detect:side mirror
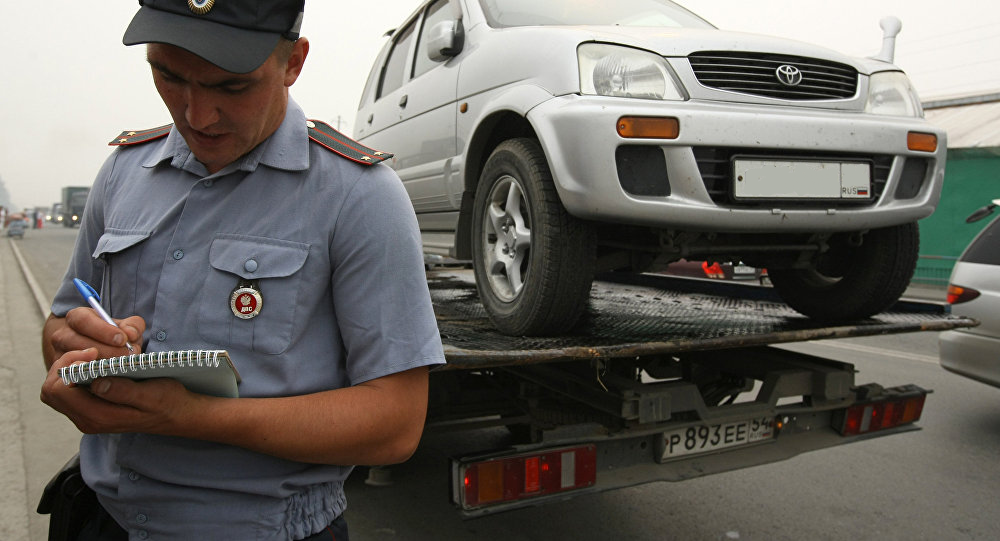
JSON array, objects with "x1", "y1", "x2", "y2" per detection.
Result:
[
  {"x1": 965, "y1": 199, "x2": 1000, "y2": 223},
  {"x1": 427, "y1": 20, "x2": 465, "y2": 62}
]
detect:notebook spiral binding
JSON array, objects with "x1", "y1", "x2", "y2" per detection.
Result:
[{"x1": 59, "y1": 350, "x2": 224, "y2": 386}]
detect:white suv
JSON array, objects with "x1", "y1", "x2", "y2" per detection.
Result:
[{"x1": 355, "y1": 0, "x2": 946, "y2": 335}]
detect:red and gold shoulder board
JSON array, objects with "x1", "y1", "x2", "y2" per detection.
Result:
[
  {"x1": 307, "y1": 120, "x2": 392, "y2": 165},
  {"x1": 109, "y1": 124, "x2": 173, "y2": 146}
]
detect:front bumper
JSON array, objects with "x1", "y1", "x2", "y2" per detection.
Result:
[{"x1": 528, "y1": 95, "x2": 946, "y2": 233}]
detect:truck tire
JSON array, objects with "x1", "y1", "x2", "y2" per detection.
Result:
[
  {"x1": 472, "y1": 138, "x2": 596, "y2": 336},
  {"x1": 768, "y1": 223, "x2": 919, "y2": 321}
]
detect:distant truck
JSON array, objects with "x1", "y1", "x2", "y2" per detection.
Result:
[
  {"x1": 61, "y1": 186, "x2": 90, "y2": 227},
  {"x1": 50, "y1": 203, "x2": 64, "y2": 223}
]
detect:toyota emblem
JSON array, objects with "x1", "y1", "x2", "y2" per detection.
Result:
[{"x1": 775, "y1": 64, "x2": 803, "y2": 86}]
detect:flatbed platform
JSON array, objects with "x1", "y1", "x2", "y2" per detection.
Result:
[{"x1": 428, "y1": 270, "x2": 977, "y2": 369}]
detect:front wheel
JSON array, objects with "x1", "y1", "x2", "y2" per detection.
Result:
[
  {"x1": 471, "y1": 138, "x2": 596, "y2": 336},
  {"x1": 768, "y1": 223, "x2": 919, "y2": 321}
]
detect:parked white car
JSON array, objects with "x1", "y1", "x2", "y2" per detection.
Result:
[
  {"x1": 939, "y1": 200, "x2": 1000, "y2": 388},
  {"x1": 355, "y1": 0, "x2": 946, "y2": 335}
]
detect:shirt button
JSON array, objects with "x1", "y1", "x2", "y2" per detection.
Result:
[
  {"x1": 136, "y1": 513, "x2": 148, "y2": 524},
  {"x1": 203, "y1": 179, "x2": 214, "y2": 188},
  {"x1": 244, "y1": 259, "x2": 258, "y2": 273},
  {"x1": 137, "y1": 530, "x2": 149, "y2": 539},
  {"x1": 155, "y1": 330, "x2": 167, "y2": 341},
  {"x1": 128, "y1": 471, "x2": 140, "y2": 482},
  {"x1": 173, "y1": 249, "x2": 184, "y2": 260}
]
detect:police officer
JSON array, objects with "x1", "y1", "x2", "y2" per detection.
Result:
[{"x1": 39, "y1": 1, "x2": 445, "y2": 539}]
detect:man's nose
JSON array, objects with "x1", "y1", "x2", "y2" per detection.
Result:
[{"x1": 184, "y1": 90, "x2": 220, "y2": 130}]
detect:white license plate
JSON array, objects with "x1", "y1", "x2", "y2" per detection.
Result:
[
  {"x1": 734, "y1": 159, "x2": 871, "y2": 199},
  {"x1": 660, "y1": 417, "x2": 775, "y2": 461}
]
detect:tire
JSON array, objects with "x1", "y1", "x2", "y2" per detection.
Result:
[
  {"x1": 768, "y1": 223, "x2": 919, "y2": 321},
  {"x1": 471, "y1": 138, "x2": 596, "y2": 336}
]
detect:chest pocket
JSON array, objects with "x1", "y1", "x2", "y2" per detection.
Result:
[
  {"x1": 92, "y1": 230, "x2": 153, "y2": 316},
  {"x1": 198, "y1": 236, "x2": 310, "y2": 355}
]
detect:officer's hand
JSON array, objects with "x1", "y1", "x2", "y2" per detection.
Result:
[
  {"x1": 41, "y1": 348, "x2": 201, "y2": 436},
  {"x1": 47, "y1": 308, "x2": 145, "y2": 361}
]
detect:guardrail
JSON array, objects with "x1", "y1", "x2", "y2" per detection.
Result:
[{"x1": 912, "y1": 254, "x2": 958, "y2": 286}]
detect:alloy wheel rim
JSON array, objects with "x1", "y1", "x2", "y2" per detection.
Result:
[{"x1": 482, "y1": 175, "x2": 532, "y2": 302}]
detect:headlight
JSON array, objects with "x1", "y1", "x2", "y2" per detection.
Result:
[
  {"x1": 865, "y1": 71, "x2": 922, "y2": 117},
  {"x1": 579, "y1": 43, "x2": 685, "y2": 101}
]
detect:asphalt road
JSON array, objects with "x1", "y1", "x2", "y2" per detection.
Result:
[{"x1": 3, "y1": 227, "x2": 999, "y2": 540}]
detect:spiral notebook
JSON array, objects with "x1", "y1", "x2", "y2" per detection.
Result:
[{"x1": 59, "y1": 349, "x2": 241, "y2": 398}]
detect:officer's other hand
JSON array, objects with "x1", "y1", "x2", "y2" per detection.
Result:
[{"x1": 41, "y1": 348, "x2": 197, "y2": 435}]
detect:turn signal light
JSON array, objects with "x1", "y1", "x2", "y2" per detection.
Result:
[
  {"x1": 946, "y1": 284, "x2": 980, "y2": 304},
  {"x1": 835, "y1": 386, "x2": 928, "y2": 436},
  {"x1": 457, "y1": 445, "x2": 597, "y2": 510},
  {"x1": 907, "y1": 132, "x2": 938, "y2": 152},
  {"x1": 617, "y1": 116, "x2": 680, "y2": 139}
]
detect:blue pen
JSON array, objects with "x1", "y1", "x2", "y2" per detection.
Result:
[{"x1": 73, "y1": 278, "x2": 134, "y2": 353}]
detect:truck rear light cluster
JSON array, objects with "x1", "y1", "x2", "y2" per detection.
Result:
[
  {"x1": 835, "y1": 386, "x2": 928, "y2": 436},
  {"x1": 456, "y1": 445, "x2": 597, "y2": 510}
]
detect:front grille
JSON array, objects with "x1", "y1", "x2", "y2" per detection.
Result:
[
  {"x1": 693, "y1": 147, "x2": 892, "y2": 207},
  {"x1": 688, "y1": 51, "x2": 858, "y2": 100}
]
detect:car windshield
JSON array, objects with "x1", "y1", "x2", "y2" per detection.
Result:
[{"x1": 477, "y1": 0, "x2": 714, "y2": 29}]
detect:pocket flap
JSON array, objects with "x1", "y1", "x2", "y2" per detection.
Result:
[
  {"x1": 209, "y1": 236, "x2": 310, "y2": 279},
  {"x1": 92, "y1": 229, "x2": 152, "y2": 259}
]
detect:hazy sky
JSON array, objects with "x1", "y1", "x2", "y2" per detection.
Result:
[{"x1": 2, "y1": 0, "x2": 998, "y2": 209}]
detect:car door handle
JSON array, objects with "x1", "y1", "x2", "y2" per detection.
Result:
[
  {"x1": 399, "y1": 94, "x2": 408, "y2": 108},
  {"x1": 367, "y1": 113, "x2": 373, "y2": 124}
]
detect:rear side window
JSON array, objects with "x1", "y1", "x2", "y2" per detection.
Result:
[
  {"x1": 961, "y1": 216, "x2": 1000, "y2": 265},
  {"x1": 358, "y1": 45, "x2": 389, "y2": 109},
  {"x1": 378, "y1": 21, "x2": 416, "y2": 99}
]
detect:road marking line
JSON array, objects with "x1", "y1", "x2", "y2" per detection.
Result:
[
  {"x1": 7, "y1": 238, "x2": 50, "y2": 318},
  {"x1": 803, "y1": 340, "x2": 939, "y2": 365}
]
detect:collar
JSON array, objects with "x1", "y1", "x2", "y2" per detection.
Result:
[{"x1": 142, "y1": 98, "x2": 311, "y2": 177}]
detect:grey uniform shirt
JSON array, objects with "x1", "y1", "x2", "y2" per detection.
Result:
[{"x1": 50, "y1": 99, "x2": 446, "y2": 540}]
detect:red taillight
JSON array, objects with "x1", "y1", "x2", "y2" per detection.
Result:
[
  {"x1": 836, "y1": 386, "x2": 928, "y2": 436},
  {"x1": 459, "y1": 445, "x2": 597, "y2": 509},
  {"x1": 946, "y1": 284, "x2": 980, "y2": 305},
  {"x1": 702, "y1": 261, "x2": 724, "y2": 279}
]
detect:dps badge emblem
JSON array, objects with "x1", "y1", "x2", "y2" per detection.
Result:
[{"x1": 230, "y1": 280, "x2": 263, "y2": 319}]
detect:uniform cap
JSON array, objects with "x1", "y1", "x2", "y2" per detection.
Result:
[{"x1": 123, "y1": 0, "x2": 305, "y2": 74}]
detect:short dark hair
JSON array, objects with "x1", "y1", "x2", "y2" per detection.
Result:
[{"x1": 274, "y1": 38, "x2": 296, "y2": 65}]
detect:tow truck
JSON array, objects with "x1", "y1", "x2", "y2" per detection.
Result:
[{"x1": 419, "y1": 270, "x2": 975, "y2": 516}]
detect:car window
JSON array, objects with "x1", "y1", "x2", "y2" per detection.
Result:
[
  {"x1": 477, "y1": 0, "x2": 714, "y2": 28},
  {"x1": 413, "y1": 0, "x2": 453, "y2": 79},
  {"x1": 377, "y1": 20, "x2": 417, "y2": 99},
  {"x1": 961, "y1": 215, "x2": 1000, "y2": 265},
  {"x1": 358, "y1": 44, "x2": 390, "y2": 109}
]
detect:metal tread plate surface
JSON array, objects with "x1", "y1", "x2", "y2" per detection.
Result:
[{"x1": 428, "y1": 271, "x2": 976, "y2": 369}]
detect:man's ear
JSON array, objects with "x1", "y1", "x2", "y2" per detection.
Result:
[{"x1": 284, "y1": 37, "x2": 310, "y2": 87}]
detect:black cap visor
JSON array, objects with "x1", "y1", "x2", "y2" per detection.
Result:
[{"x1": 123, "y1": 6, "x2": 282, "y2": 74}]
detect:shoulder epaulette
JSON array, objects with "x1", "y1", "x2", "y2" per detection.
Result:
[
  {"x1": 109, "y1": 124, "x2": 173, "y2": 146},
  {"x1": 306, "y1": 120, "x2": 392, "y2": 165}
]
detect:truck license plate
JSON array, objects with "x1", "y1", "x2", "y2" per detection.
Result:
[
  {"x1": 733, "y1": 159, "x2": 871, "y2": 199},
  {"x1": 660, "y1": 417, "x2": 775, "y2": 461}
]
